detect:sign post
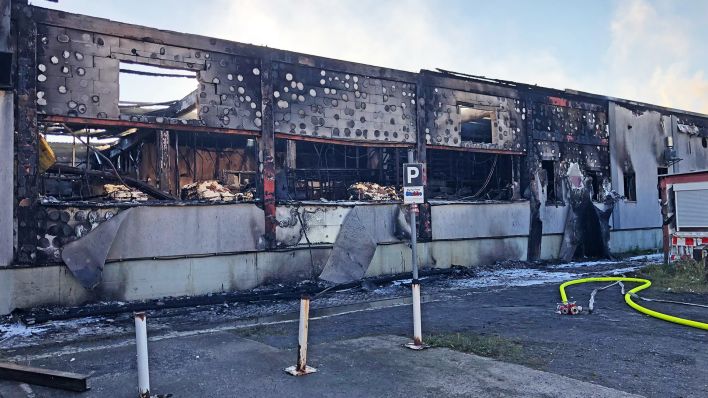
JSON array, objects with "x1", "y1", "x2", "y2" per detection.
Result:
[{"x1": 403, "y1": 157, "x2": 426, "y2": 350}]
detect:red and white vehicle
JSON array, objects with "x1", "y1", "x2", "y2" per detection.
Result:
[{"x1": 660, "y1": 170, "x2": 708, "y2": 263}]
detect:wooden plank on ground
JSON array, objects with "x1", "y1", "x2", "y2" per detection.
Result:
[{"x1": 0, "y1": 362, "x2": 90, "y2": 392}]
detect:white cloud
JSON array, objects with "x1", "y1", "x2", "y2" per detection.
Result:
[
  {"x1": 205, "y1": 0, "x2": 579, "y2": 91},
  {"x1": 604, "y1": 0, "x2": 707, "y2": 113}
]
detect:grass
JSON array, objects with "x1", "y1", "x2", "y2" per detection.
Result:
[
  {"x1": 636, "y1": 259, "x2": 708, "y2": 294},
  {"x1": 426, "y1": 332, "x2": 547, "y2": 369}
]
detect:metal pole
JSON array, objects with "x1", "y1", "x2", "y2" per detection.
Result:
[
  {"x1": 410, "y1": 206, "x2": 418, "y2": 280},
  {"x1": 405, "y1": 149, "x2": 426, "y2": 350},
  {"x1": 134, "y1": 312, "x2": 150, "y2": 398},
  {"x1": 407, "y1": 149, "x2": 418, "y2": 278},
  {"x1": 285, "y1": 296, "x2": 317, "y2": 376}
]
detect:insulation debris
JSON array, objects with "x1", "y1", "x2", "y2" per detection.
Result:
[
  {"x1": 181, "y1": 180, "x2": 254, "y2": 202},
  {"x1": 103, "y1": 184, "x2": 149, "y2": 202},
  {"x1": 39, "y1": 135, "x2": 57, "y2": 173},
  {"x1": 348, "y1": 182, "x2": 400, "y2": 201}
]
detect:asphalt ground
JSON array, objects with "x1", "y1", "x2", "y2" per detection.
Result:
[{"x1": 1, "y1": 257, "x2": 706, "y2": 397}]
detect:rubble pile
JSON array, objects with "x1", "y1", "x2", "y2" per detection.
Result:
[
  {"x1": 181, "y1": 180, "x2": 255, "y2": 202},
  {"x1": 348, "y1": 182, "x2": 400, "y2": 201},
  {"x1": 103, "y1": 184, "x2": 149, "y2": 202}
]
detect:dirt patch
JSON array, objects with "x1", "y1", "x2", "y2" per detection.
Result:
[
  {"x1": 426, "y1": 332, "x2": 548, "y2": 369},
  {"x1": 230, "y1": 323, "x2": 291, "y2": 339}
]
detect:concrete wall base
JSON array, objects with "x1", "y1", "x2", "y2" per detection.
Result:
[
  {"x1": 610, "y1": 228, "x2": 662, "y2": 253},
  {"x1": 0, "y1": 230, "x2": 662, "y2": 314},
  {"x1": 0, "y1": 237, "x2": 529, "y2": 315}
]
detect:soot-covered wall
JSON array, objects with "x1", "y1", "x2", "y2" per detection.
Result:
[
  {"x1": 35, "y1": 24, "x2": 262, "y2": 131},
  {"x1": 425, "y1": 86, "x2": 526, "y2": 152},
  {"x1": 272, "y1": 62, "x2": 417, "y2": 144},
  {"x1": 531, "y1": 97, "x2": 610, "y2": 182}
]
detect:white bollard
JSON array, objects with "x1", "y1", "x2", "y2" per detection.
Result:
[
  {"x1": 134, "y1": 312, "x2": 150, "y2": 397},
  {"x1": 412, "y1": 282, "x2": 422, "y2": 344},
  {"x1": 285, "y1": 296, "x2": 317, "y2": 376},
  {"x1": 405, "y1": 281, "x2": 428, "y2": 350}
]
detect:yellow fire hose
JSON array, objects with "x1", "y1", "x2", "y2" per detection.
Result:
[{"x1": 559, "y1": 277, "x2": 708, "y2": 330}]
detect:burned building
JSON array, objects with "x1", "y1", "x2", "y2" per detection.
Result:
[{"x1": 1, "y1": 1, "x2": 707, "y2": 314}]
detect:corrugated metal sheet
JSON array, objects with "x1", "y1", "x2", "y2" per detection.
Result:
[{"x1": 676, "y1": 189, "x2": 708, "y2": 228}]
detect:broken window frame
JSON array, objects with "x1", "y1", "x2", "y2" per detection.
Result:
[
  {"x1": 38, "y1": 121, "x2": 259, "y2": 204},
  {"x1": 118, "y1": 62, "x2": 200, "y2": 121},
  {"x1": 585, "y1": 170, "x2": 603, "y2": 202},
  {"x1": 623, "y1": 171, "x2": 637, "y2": 202},
  {"x1": 274, "y1": 138, "x2": 406, "y2": 202},
  {"x1": 427, "y1": 148, "x2": 515, "y2": 202},
  {"x1": 541, "y1": 159, "x2": 564, "y2": 205},
  {"x1": 457, "y1": 103, "x2": 495, "y2": 144}
]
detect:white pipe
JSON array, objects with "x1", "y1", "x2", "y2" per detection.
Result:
[
  {"x1": 297, "y1": 296, "x2": 310, "y2": 372},
  {"x1": 134, "y1": 312, "x2": 150, "y2": 398},
  {"x1": 412, "y1": 282, "x2": 422, "y2": 346}
]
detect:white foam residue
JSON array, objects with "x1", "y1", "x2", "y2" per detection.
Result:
[
  {"x1": 0, "y1": 322, "x2": 48, "y2": 341},
  {"x1": 390, "y1": 276, "x2": 427, "y2": 287},
  {"x1": 607, "y1": 266, "x2": 643, "y2": 275},
  {"x1": 451, "y1": 268, "x2": 576, "y2": 289},
  {"x1": 550, "y1": 260, "x2": 618, "y2": 269},
  {"x1": 626, "y1": 253, "x2": 663, "y2": 262}
]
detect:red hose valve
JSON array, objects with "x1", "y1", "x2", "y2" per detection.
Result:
[{"x1": 556, "y1": 302, "x2": 582, "y2": 315}]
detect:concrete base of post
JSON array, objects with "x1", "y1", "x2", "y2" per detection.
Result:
[
  {"x1": 404, "y1": 342, "x2": 429, "y2": 350},
  {"x1": 284, "y1": 365, "x2": 318, "y2": 376}
]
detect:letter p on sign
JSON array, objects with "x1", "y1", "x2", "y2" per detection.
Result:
[{"x1": 403, "y1": 163, "x2": 423, "y2": 187}]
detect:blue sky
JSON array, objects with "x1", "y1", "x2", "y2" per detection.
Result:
[{"x1": 36, "y1": 0, "x2": 708, "y2": 114}]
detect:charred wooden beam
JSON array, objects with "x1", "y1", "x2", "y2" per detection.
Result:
[
  {"x1": 420, "y1": 70, "x2": 521, "y2": 101},
  {"x1": 47, "y1": 164, "x2": 176, "y2": 200},
  {"x1": 274, "y1": 133, "x2": 413, "y2": 148},
  {"x1": 13, "y1": 0, "x2": 39, "y2": 264},
  {"x1": 0, "y1": 362, "x2": 90, "y2": 392},
  {"x1": 285, "y1": 139, "x2": 296, "y2": 170},
  {"x1": 525, "y1": 93, "x2": 543, "y2": 261},
  {"x1": 426, "y1": 145, "x2": 524, "y2": 156},
  {"x1": 156, "y1": 129, "x2": 170, "y2": 193},
  {"x1": 40, "y1": 115, "x2": 260, "y2": 137},
  {"x1": 416, "y1": 74, "x2": 432, "y2": 241},
  {"x1": 260, "y1": 56, "x2": 276, "y2": 248}
]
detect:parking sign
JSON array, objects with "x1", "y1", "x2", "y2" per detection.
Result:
[{"x1": 403, "y1": 163, "x2": 424, "y2": 204}]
